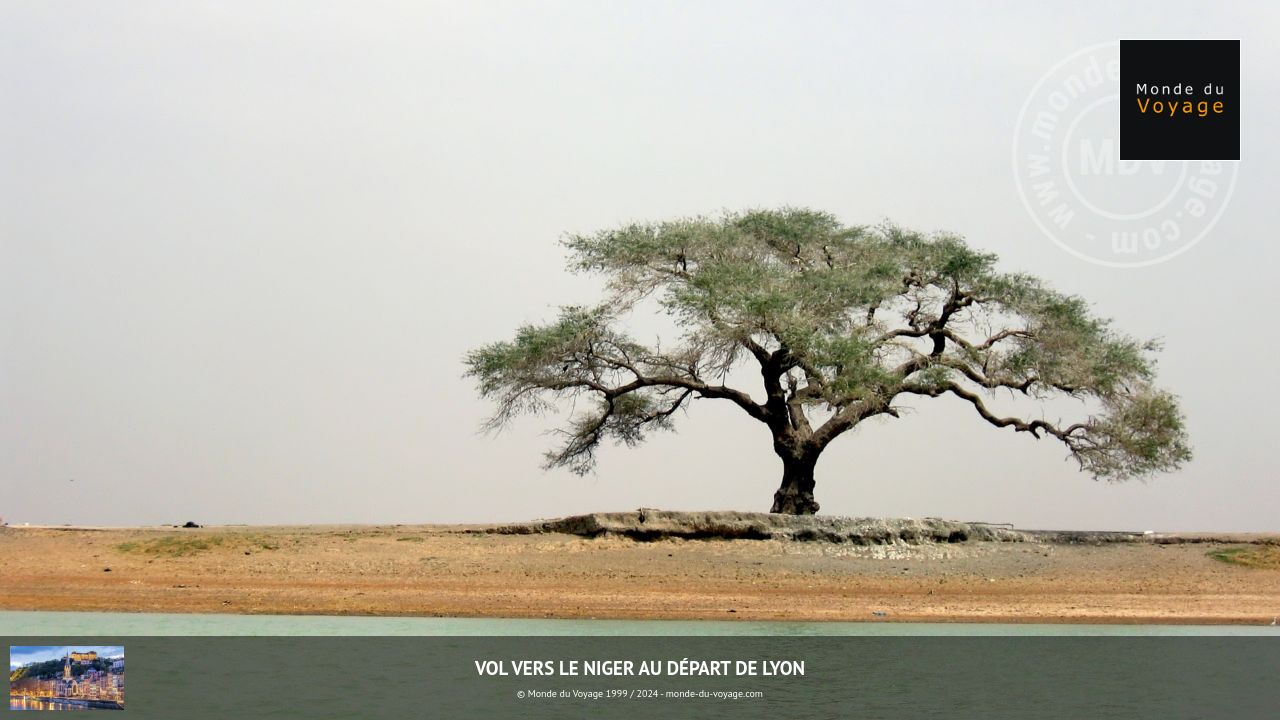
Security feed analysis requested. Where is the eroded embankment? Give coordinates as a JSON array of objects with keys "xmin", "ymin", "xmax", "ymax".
[
  {"xmin": 484, "ymin": 510, "xmax": 1029, "ymax": 544},
  {"xmin": 486, "ymin": 510, "xmax": 1280, "ymax": 546}
]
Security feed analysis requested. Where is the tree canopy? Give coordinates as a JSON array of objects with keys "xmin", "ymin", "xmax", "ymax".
[{"xmin": 465, "ymin": 208, "xmax": 1190, "ymax": 514}]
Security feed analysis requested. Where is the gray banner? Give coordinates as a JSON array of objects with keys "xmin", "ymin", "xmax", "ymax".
[{"xmin": 5, "ymin": 637, "xmax": 1278, "ymax": 719}]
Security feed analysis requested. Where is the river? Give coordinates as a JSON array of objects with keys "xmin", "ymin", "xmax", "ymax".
[{"xmin": 1, "ymin": 610, "xmax": 1275, "ymax": 635}]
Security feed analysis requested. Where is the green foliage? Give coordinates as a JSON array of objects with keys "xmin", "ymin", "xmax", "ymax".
[
  {"xmin": 114, "ymin": 534, "xmax": 282, "ymax": 557},
  {"xmin": 1072, "ymin": 386, "xmax": 1191, "ymax": 479},
  {"xmin": 1207, "ymin": 545, "xmax": 1280, "ymax": 569},
  {"xmin": 115, "ymin": 536, "xmax": 226, "ymax": 557},
  {"xmin": 542, "ymin": 391, "xmax": 685, "ymax": 475},
  {"xmin": 466, "ymin": 208, "xmax": 1191, "ymax": 485}
]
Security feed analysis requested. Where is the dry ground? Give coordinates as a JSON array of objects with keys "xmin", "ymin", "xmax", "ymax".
[{"xmin": 2, "ymin": 524, "xmax": 1278, "ymax": 624}]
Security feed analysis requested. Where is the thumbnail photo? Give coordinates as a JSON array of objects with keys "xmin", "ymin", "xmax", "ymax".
[{"xmin": 9, "ymin": 647, "xmax": 124, "ymax": 711}]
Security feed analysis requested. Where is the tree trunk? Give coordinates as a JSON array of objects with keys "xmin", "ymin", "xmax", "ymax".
[{"xmin": 770, "ymin": 453, "xmax": 820, "ymax": 515}]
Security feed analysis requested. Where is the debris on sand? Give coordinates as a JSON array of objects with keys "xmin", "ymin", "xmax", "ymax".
[{"xmin": 485, "ymin": 510, "xmax": 1030, "ymax": 545}]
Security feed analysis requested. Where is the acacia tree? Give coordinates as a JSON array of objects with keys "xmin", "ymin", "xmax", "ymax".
[{"xmin": 465, "ymin": 209, "xmax": 1190, "ymax": 515}]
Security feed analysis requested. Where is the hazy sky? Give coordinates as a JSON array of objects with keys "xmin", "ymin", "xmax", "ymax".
[{"xmin": 3, "ymin": 2, "xmax": 1277, "ymax": 530}]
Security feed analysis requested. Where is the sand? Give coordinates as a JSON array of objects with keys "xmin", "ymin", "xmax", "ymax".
[{"xmin": 2, "ymin": 524, "xmax": 1278, "ymax": 624}]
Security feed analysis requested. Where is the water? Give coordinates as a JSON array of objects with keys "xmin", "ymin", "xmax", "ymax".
[
  {"xmin": 1, "ymin": 610, "xmax": 1275, "ymax": 635},
  {"xmin": 10, "ymin": 697, "xmax": 117, "ymax": 711}
]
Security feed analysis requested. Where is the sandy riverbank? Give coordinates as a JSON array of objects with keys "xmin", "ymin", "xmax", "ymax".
[{"xmin": 2, "ymin": 523, "xmax": 1277, "ymax": 624}]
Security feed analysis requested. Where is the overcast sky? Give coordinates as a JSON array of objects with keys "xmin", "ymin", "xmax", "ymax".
[{"xmin": 3, "ymin": 1, "xmax": 1277, "ymax": 531}]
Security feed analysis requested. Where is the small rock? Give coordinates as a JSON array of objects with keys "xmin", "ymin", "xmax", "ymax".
[{"xmin": 102, "ymin": 567, "xmax": 111, "ymax": 572}]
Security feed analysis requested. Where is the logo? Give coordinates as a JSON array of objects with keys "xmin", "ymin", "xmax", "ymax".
[
  {"xmin": 1120, "ymin": 40, "xmax": 1239, "ymax": 160},
  {"xmin": 1013, "ymin": 42, "xmax": 1238, "ymax": 267}
]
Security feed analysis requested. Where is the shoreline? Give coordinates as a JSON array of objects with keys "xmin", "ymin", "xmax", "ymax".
[
  {"xmin": 2, "ymin": 607, "xmax": 1275, "ymax": 627},
  {"xmin": 9, "ymin": 694, "xmax": 124, "ymax": 709},
  {"xmin": 3, "ymin": 523, "xmax": 1278, "ymax": 625}
]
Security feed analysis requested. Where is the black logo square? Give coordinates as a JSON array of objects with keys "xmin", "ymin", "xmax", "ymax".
[{"xmin": 1120, "ymin": 40, "xmax": 1239, "ymax": 160}]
